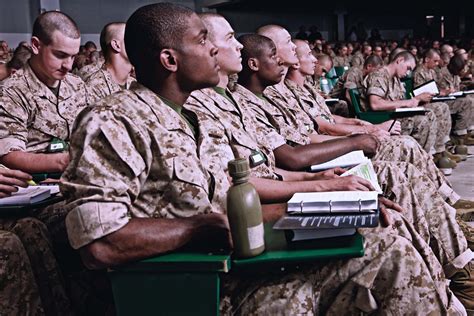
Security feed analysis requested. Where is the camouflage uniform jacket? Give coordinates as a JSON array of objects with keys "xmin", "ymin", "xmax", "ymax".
[
  {"xmin": 363, "ymin": 67, "xmax": 406, "ymax": 109},
  {"xmin": 288, "ymin": 79, "xmax": 336, "ymax": 125},
  {"xmin": 61, "ymin": 83, "xmax": 219, "ymax": 249},
  {"xmin": 185, "ymin": 88, "xmax": 279, "ymax": 182},
  {"xmin": 0, "ymin": 62, "xmax": 88, "ymax": 156},
  {"xmin": 231, "ymin": 84, "xmax": 287, "ymax": 152},
  {"xmin": 75, "ymin": 62, "xmax": 102, "ymax": 81},
  {"xmin": 436, "ymin": 66, "xmax": 461, "ymax": 91},
  {"xmin": 351, "ymin": 51, "xmax": 365, "ymax": 67},
  {"xmin": 413, "ymin": 64, "xmax": 437, "ymax": 86},
  {"xmin": 333, "ymin": 56, "xmax": 350, "ymax": 67},
  {"xmin": 85, "ymin": 65, "xmax": 136, "ymax": 104},
  {"xmin": 264, "ymin": 82, "xmax": 315, "ymax": 145}
]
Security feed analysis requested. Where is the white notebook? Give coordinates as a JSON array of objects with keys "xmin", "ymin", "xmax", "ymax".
[
  {"xmin": 0, "ymin": 186, "xmax": 51, "ymax": 206},
  {"xmin": 413, "ymin": 80, "xmax": 439, "ymax": 96},
  {"xmin": 310, "ymin": 150, "xmax": 369, "ymax": 171},
  {"xmin": 393, "ymin": 106, "xmax": 426, "ymax": 112},
  {"xmin": 287, "ymin": 191, "xmax": 379, "ymax": 214}
]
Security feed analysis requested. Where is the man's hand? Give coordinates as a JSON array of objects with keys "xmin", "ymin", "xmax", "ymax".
[
  {"xmin": 55, "ymin": 152, "xmax": 70, "ymax": 172},
  {"xmin": 323, "ymin": 175, "xmax": 374, "ymax": 191},
  {"xmin": 378, "ymin": 196, "xmax": 404, "ymax": 227},
  {"xmin": 312, "ymin": 167, "xmax": 346, "ymax": 180},
  {"xmin": 191, "ymin": 213, "xmax": 233, "ymax": 251},
  {"xmin": 415, "ymin": 92, "xmax": 433, "ymax": 104},
  {"xmin": 377, "ymin": 120, "xmax": 401, "ymax": 135},
  {"xmin": 0, "ymin": 168, "xmax": 32, "ymax": 198},
  {"xmin": 352, "ymin": 134, "xmax": 379, "ymax": 157},
  {"xmin": 355, "ymin": 119, "xmax": 373, "ymax": 126}
]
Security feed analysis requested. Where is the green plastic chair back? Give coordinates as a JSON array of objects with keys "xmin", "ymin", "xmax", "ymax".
[{"xmin": 334, "ymin": 66, "xmax": 349, "ymax": 77}]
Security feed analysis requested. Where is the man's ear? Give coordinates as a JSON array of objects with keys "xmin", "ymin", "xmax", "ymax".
[
  {"xmin": 248, "ymin": 58, "xmax": 259, "ymax": 71},
  {"xmin": 159, "ymin": 49, "xmax": 178, "ymax": 72},
  {"xmin": 30, "ymin": 37, "xmax": 41, "ymax": 55},
  {"xmin": 110, "ymin": 39, "xmax": 121, "ymax": 53}
]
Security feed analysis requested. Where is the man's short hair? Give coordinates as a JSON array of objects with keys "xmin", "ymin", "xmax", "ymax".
[
  {"xmin": 7, "ymin": 46, "xmax": 31, "ymax": 70},
  {"xmin": 423, "ymin": 48, "xmax": 440, "ymax": 61},
  {"xmin": 238, "ymin": 34, "xmax": 275, "ymax": 76},
  {"xmin": 256, "ymin": 24, "xmax": 285, "ymax": 39},
  {"xmin": 440, "ymin": 44, "xmax": 452, "ymax": 54},
  {"xmin": 125, "ymin": 2, "xmax": 195, "ymax": 79},
  {"xmin": 99, "ymin": 22, "xmax": 125, "ymax": 54},
  {"xmin": 32, "ymin": 11, "xmax": 80, "ymax": 45},
  {"xmin": 390, "ymin": 50, "xmax": 415, "ymax": 65},
  {"xmin": 440, "ymin": 52, "xmax": 451, "ymax": 63},
  {"xmin": 198, "ymin": 13, "xmax": 225, "ymax": 41},
  {"xmin": 84, "ymin": 41, "xmax": 97, "ymax": 50},
  {"xmin": 447, "ymin": 54, "xmax": 465, "ymax": 75},
  {"xmin": 388, "ymin": 48, "xmax": 407, "ymax": 63},
  {"xmin": 317, "ymin": 53, "xmax": 333, "ymax": 68},
  {"xmin": 364, "ymin": 55, "xmax": 383, "ymax": 68}
]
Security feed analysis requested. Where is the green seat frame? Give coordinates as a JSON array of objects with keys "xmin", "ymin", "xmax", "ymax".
[{"xmin": 108, "ymin": 223, "xmax": 364, "ymax": 315}]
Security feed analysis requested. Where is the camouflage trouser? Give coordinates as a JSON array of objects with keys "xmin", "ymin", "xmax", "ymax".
[
  {"xmin": 400, "ymin": 108, "xmax": 437, "ymax": 154},
  {"xmin": 424, "ymin": 102, "xmax": 452, "ymax": 152},
  {"xmin": 0, "ymin": 217, "xmax": 72, "ymax": 316},
  {"xmin": 0, "ymin": 229, "xmax": 44, "ymax": 316},
  {"xmin": 220, "ymin": 222, "xmax": 456, "ymax": 315},
  {"xmin": 374, "ymin": 161, "xmax": 472, "ymax": 276},
  {"xmin": 447, "ymin": 97, "xmax": 474, "ymax": 133},
  {"xmin": 373, "ymin": 135, "xmax": 457, "ymax": 203}
]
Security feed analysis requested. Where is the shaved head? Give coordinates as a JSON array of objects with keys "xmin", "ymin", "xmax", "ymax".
[
  {"xmin": 198, "ymin": 12, "xmax": 225, "ymax": 41},
  {"xmin": 239, "ymin": 33, "xmax": 275, "ymax": 66},
  {"xmin": 100, "ymin": 22, "xmax": 125, "ymax": 53},
  {"xmin": 390, "ymin": 51, "xmax": 415, "ymax": 65},
  {"xmin": 317, "ymin": 53, "xmax": 332, "ymax": 70},
  {"xmin": 257, "ymin": 24, "xmax": 297, "ymax": 65},
  {"xmin": 32, "ymin": 11, "xmax": 80, "ymax": 45},
  {"xmin": 257, "ymin": 24, "xmax": 285, "ymax": 39}
]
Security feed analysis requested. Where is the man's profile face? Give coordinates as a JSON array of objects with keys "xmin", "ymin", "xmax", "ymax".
[
  {"xmin": 296, "ymin": 42, "xmax": 316, "ymax": 76},
  {"xmin": 32, "ymin": 30, "xmax": 80, "ymax": 82},
  {"xmin": 209, "ymin": 17, "xmax": 243, "ymax": 76},
  {"xmin": 272, "ymin": 28, "xmax": 298, "ymax": 66},
  {"xmin": 395, "ymin": 58, "xmax": 415, "ymax": 78},
  {"xmin": 257, "ymin": 44, "xmax": 284, "ymax": 86},
  {"xmin": 175, "ymin": 13, "xmax": 220, "ymax": 91},
  {"xmin": 339, "ymin": 46, "xmax": 348, "ymax": 56},
  {"xmin": 363, "ymin": 46, "xmax": 372, "ymax": 56},
  {"xmin": 426, "ymin": 54, "xmax": 440, "ymax": 69},
  {"xmin": 373, "ymin": 46, "xmax": 382, "ymax": 57}
]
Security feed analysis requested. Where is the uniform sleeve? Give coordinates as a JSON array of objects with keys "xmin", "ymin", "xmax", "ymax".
[
  {"xmin": 366, "ymin": 72, "xmax": 389, "ymax": 98},
  {"xmin": 344, "ymin": 69, "xmax": 360, "ymax": 90},
  {"xmin": 247, "ymin": 106, "xmax": 286, "ymax": 151},
  {"xmin": 61, "ymin": 110, "xmax": 147, "ymax": 249},
  {"xmin": 0, "ymin": 87, "xmax": 30, "ymax": 156},
  {"xmin": 413, "ymin": 70, "xmax": 427, "ymax": 87}
]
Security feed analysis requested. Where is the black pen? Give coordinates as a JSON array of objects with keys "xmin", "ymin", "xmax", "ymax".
[{"xmin": 388, "ymin": 119, "xmax": 397, "ymax": 133}]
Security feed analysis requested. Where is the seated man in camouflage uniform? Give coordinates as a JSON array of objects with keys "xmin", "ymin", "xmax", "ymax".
[
  {"xmin": 435, "ymin": 54, "xmax": 474, "ymax": 144},
  {"xmin": 192, "ymin": 17, "xmax": 474, "ymax": 311},
  {"xmin": 363, "ymin": 51, "xmax": 456, "ymax": 172},
  {"xmin": 414, "ymin": 49, "xmax": 474, "ymax": 146},
  {"xmin": 60, "ymin": 4, "xmax": 464, "ymax": 314},
  {"xmin": 351, "ymin": 44, "xmax": 372, "ymax": 67},
  {"xmin": 85, "ymin": 22, "xmax": 135, "ymax": 104},
  {"xmin": 331, "ymin": 54, "xmax": 383, "ymax": 107},
  {"xmin": 234, "ymin": 35, "xmax": 473, "ymax": 312},
  {"xmin": 0, "ymin": 167, "xmax": 72, "ymax": 315},
  {"xmin": 332, "ymin": 43, "xmax": 350, "ymax": 67}
]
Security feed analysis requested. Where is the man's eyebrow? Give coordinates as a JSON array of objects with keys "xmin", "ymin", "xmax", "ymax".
[{"xmin": 52, "ymin": 49, "xmax": 75, "ymax": 57}]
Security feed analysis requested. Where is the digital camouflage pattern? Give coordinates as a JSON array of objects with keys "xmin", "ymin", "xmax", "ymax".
[
  {"xmin": 74, "ymin": 62, "xmax": 102, "ymax": 82},
  {"xmin": 351, "ymin": 51, "xmax": 365, "ymax": 67},
  {"xmin": 0, "ymin": 63, "xmax": 88, "ymax": 155},
  {"xmin": 264, "ymin": 82, "xmax": 317, "ymax": 143},
  {"xmin": 85, "ymin": 66, "xmax": 136, "ymax": 104},
  {"xmin": 415, "ymin": 65, "xmax": 473, "ymax": 135},
  {"xmin": 62, "ymin": 82, "xmax": 220, "ymax": 249},
  {"xmin": 333, "ymin": 55, "xmax": 350, "ymax": 67},
  {"xmin": 185, "ymin": 88, "xmax": 279, "ymax": 182},
  {"xmin": 0, "ymin": 217, "xmax": 73, "ymax": 315},
  {"xmin": 61, "ymin": 83, "xmax": 465, "ymax": 315},
  {"xmin": 0, "ymin": 229, "xmax": 44, "ymax": 315},
  {"xmin": 363, "ymin": 67, "xmax": 439, "ymax": 153},
  {"xmin": 220, "ymin": 219, "xmax": 459, "ymax": 315}
]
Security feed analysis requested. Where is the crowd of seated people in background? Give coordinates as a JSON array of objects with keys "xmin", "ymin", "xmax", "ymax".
[{"xmin": 0, "ymin": 5, "xmax": 474, "ymax": 315}]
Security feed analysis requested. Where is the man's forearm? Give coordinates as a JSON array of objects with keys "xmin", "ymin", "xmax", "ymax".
[
  {"xmin": 0, "ymin": 151, "xmax": 69, "ymax": 173},
  {"xmin": 80, "ymin": 215, "xmax": 230, "ymax": 269},
  {"xmin": 274, "ymin": 137, "xmax": 358, "ymax": 171}
]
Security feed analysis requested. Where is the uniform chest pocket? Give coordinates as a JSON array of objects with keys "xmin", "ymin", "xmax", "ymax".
[{"xmin": 173, "ymin": 156, "xmax": 209, "ymax": 192}]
